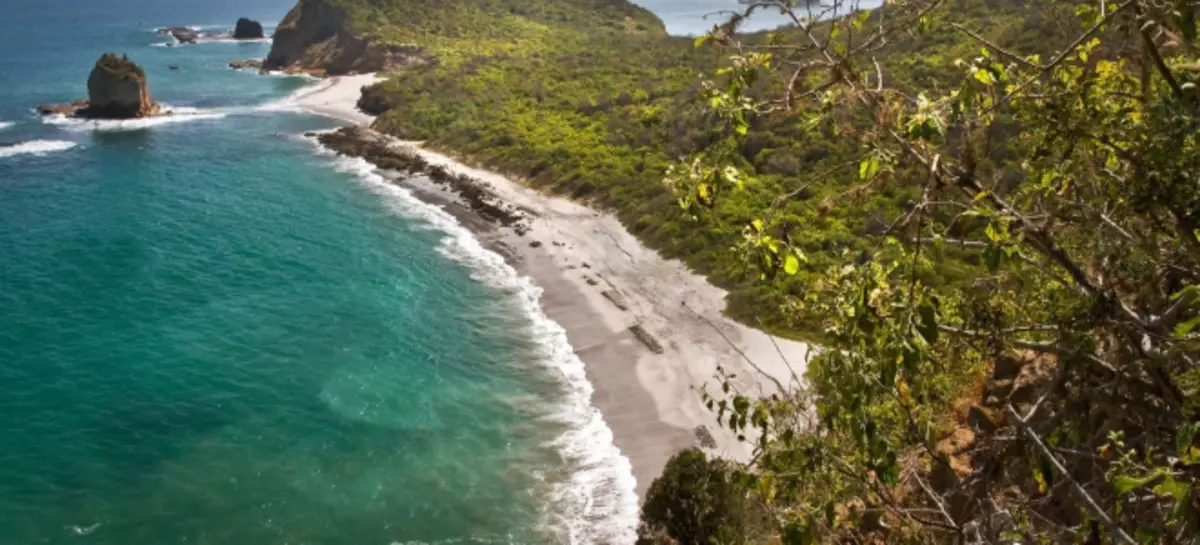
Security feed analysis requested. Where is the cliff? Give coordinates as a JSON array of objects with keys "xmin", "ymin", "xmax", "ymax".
[
  {"xmin": 263, "ymin": 0, "xmax": 425, "ymax": 75},
  {"xmin": 86, "ymin": 53, "xmax": 159, "ymax": 118},
  {"xmin": 263, "ymin": 0, "xmax": 664, "ymax": 76}
]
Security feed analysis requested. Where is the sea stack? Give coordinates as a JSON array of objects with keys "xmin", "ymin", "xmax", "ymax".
[
  {"xmin": 37, "ymin": 53, "xmax": 159, "ymax": 119},
  {"xmin": 234, "ymin": 18, "xmax": 265, "ymax": 39}
]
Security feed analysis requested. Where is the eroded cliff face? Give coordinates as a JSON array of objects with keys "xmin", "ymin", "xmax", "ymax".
[
  {"xmin": 85, "ymin": 53, "xmax": 160, "ymax": 118},
  {"xmin": 263, "ymin": 0, "xmax": 428, "ymax": 76}
]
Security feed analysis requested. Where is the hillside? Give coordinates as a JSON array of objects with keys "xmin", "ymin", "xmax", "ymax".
[
  {"xmin": 343, "ymin": 0, "xmax": 1055, "ymax": 337},
  {"xmin": 265, "ymin": 0, "xmax": 1083, "ymax": 337}
]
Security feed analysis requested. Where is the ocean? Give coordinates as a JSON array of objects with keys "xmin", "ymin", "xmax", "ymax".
[{"xmin": 0, "ymin": 0, "xmax": 772, "ymax": 543}]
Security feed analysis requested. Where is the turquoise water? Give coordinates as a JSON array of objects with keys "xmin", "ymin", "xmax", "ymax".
[{"xmin": 0, "ymin": 1, "xmax": 636, "ymax": 543}]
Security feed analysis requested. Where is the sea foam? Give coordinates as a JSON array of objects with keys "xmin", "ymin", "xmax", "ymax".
[
  {"xmin": 0, "ymin": 121, "xmax": 13, "ymax": 131},
  {"xmin": 41, "ymin": 105, "xmax": 227, "ymax": 132},
  {"xmin": 0, "ymin": 140, "xmax": 77, "ymax": 158},
  {"xmin": 324, "ymin": 151, "xmax": 640, "ymax": 545}
]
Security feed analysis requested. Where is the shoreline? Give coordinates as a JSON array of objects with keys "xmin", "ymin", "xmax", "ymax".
[{"xmin": 292, "ymin": 75, "xmax": 812, "ymax": 500}]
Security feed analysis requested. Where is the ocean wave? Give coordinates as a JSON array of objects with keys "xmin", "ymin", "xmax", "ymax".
[
  {"xmin": 324, "ymin": 153, "xmax": 639, "ymax": 545},
  {"xmin": 0, "ymin": 140, "xmax": 78, "ymax": 158},
  {"xmin": 0, "ymin": 121, "xmax": 13, "ymax": 131},
  {"xmin": 41, "ymin": 105, "xmax": 227, "ymax": 132}
]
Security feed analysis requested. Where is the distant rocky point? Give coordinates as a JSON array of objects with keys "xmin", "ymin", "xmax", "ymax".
[
  {"xmin": 229, "ymin": 59, "xmax": 265, "ymax": 71},
  {"xmin": 157, "ymin": 26, "xmax": 200, "ymax": 44},
  {"xmin": 37, "ymin": 53, "xmax": 160, "ymax": 119},
  {"xmin": 156, "ymin": 18, "xmax": 268, "ymax": 44}
]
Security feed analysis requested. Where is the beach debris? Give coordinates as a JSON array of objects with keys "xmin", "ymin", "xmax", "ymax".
[
  {"xmin": 586, "ymin": 277, "xmax": 600, "ymax": 286},
  {"xmin": 602, "ymin": 290, "xmax": 629, "ymax": 310},
  {"xmin": 630, "ymin": 324, "xmax": 664, "ymax": 354},
  {"xmin": 529, "ymin": 240, "xmax": 543, "ymax": 248}
]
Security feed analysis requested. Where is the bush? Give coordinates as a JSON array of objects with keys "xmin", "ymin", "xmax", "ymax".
[{"xmin": 638, "ymin": 449, "xmax": 757, "ymax": 545}]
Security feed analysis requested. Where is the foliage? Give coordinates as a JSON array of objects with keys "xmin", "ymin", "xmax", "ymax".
[
  {"xmin": 639, "ymin": 449, "xmax": 766, "ymax": 545},
  {"xmin": 95, "ymin": 52, "xmax": 145, "ymax": 78},
  {"xmin": 353, "ymin": 0, "xmax": 1062, "ymax": 338},
  {"xmin": 669, "ymin": 0, "xmax": 1200, "ymax": 543}
]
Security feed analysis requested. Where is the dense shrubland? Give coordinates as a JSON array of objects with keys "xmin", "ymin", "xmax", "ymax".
[
  {"xmin": 351, "ymin": 0, "xmax": 1060, "ymax": 337},
  {"xmin": 641, "ymin": 0, "xmax": 1200, "ymax": 543},
  {"xmin": 331, "ymin": 0, "xmax": 1200, "ymax": 541}
]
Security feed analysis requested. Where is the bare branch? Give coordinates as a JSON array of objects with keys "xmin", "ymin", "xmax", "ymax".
[{"xmin": 1007, "ymin": 404, "xmax": 1137, "ymax": 545}]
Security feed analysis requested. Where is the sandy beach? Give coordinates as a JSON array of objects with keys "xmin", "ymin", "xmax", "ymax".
[{"xmin": 293, "ymin": 74, "xmax": 812, "ymax": 500}]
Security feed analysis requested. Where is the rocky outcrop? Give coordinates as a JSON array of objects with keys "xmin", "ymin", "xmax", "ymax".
[
  {"xmin": 229, "ymin": 59, "xmax": 264, "ymax": 71},
  {"xmin": 157, "ymin": 26, "xmax": 200, "ymax": 44},
  {"xmin": 233, "ymin": 18, "xmax": 265, "ymax": 39},
  {"xmin": 264, "ymin": 0, "xmax": 431, "ymax": 76},
  {"xmin": 313, "ymin": 127, "xmax": 529, "ymax": 232},
  {"xmin": 37, "ymin": 54, "xmax": 159, "ymax": 119}
]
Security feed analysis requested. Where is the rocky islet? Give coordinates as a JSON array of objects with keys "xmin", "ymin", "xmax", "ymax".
[{"xmin": 37, "ymin": 53, "xmax": 159, "ymax": 119}]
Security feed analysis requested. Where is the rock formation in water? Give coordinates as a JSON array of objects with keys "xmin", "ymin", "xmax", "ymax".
[
  {"xmin": 37, "ymin": 53, "xmax": 160, "ymax": 119},
  {"xmin": 263, "ymin": 0, "xmax": 430, "ymax": 76},
  {"xmin": 157, "ymin": 26, "xmax": 200, "ymax": 44},
  {"xmin": 229, "ymin": 59, "xmax": 265, "ymax": 71},
  {"xmin": 234, "ymin": 18, "xmax": 265, "ymax": 39}
]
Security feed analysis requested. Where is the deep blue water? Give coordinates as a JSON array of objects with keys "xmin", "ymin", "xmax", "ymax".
[{"xmin": 0, "ymin": 1, "xmax": 641, "ymax": 543}]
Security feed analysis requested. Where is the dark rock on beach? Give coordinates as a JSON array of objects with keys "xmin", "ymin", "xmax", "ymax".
[
  {"xmin": 37, "ymin": 53, "xmax": 159, "ymax": 119},
  {"xmin": 315, "ymin": 127, "xmax": 529, "ymax": 231},
  {"xmin": 234, "ymin": 18, "xmax": 266, "ymax": 39}
]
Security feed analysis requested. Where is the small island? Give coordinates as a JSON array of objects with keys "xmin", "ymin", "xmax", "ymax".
[
  {"xmin": 37, "ymin": 53, "xmax": 159, "ymax": 119},
  {"xmin": 233, "ymin": 18, "xmax": 265, "ymax": 40}
]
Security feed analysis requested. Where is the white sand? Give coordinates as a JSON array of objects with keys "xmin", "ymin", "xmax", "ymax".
[
  {"xmin": 290, "ymin": 74, "xmax": 382, "ymax": 126},
  {"xmin": 295, "ymin": 74, "xmax": 813, "ymax": 497}
]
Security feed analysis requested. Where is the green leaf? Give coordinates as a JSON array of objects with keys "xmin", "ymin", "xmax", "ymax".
[
  {"xmin": 751, "ymin": 219, "xmax": 765, "ymax": 233},
  {"xmin": 1113, "ymin": 472, "xmax": 1160, "ymax": 495},
  {"xmin": 1176, "ymin": 316, "xmax": 1200, "ymax": 338},
  {"xmin": 784, "ymin": 254, "xmax": 801, "ymax": 276},
  {"xmin": 858, "ymin": 156, "xmax": 880, "ymax": 180},
  {"xmin": 1178, "ymin": 422, "xmax": 1200, "ymax": 458},
  {"xmin": 694, "ymin": 34, "xmax": 711, "ymax": 48},
  {"xmin": 1153, "ymin": 476, "xmax": 1188, "ymax": 502}
]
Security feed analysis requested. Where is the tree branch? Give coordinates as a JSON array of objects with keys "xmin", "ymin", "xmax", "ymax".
[{"xmin": 1006, "ymin": 404, "xmax": 1137, "ymax": 545}]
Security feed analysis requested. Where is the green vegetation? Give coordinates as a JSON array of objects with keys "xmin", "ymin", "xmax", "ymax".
[
  {"xmin": 331, "ymin": 0, "xmax": 1199, "ymax": 541},
  {"xmin": 95, "ymin": 52, "xmax": 146, "ymax": 78},
  {"xmin": 348, "ymin": 0, "xmax": 1083, "ymax": 338},
  {"xmin": 638, "ymin": 449, "xmax": 768, "ymax": 545},
  {"xmin": 651, "ymin": 0, "xmax": 1200, "ymax": 543}
]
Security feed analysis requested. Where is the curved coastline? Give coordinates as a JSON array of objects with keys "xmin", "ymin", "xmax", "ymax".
[{"xmin": 289, "ymin": 76, "xmax": 813, "ymax": 501}]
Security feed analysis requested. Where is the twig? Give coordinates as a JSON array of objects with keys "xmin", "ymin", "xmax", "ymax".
[
  {"xmin": 1006, "ymin": 404, "xmax": 1137, "ymax": 545},
  {"xmin": 682, "ymin": 301, "xmax": 789, "ymax": 394}
]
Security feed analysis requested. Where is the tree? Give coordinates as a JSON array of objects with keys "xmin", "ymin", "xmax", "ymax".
[
  {"xmin": 668, "ymin": 0, "xmax": 1200, "ymax": 542},
  {"xmin": 639, "ymin": 449, "xmax": 761, "ymax": 545}
]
